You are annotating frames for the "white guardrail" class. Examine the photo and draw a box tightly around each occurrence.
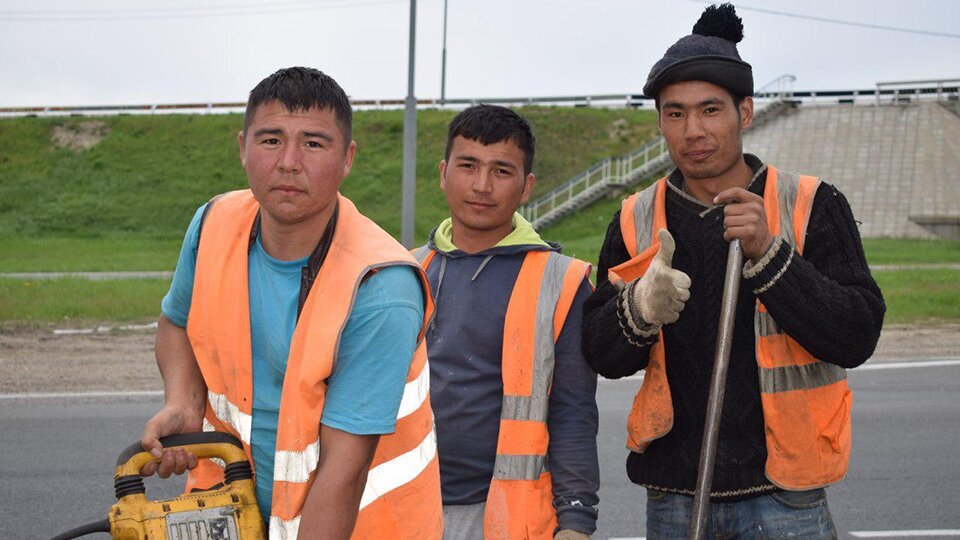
[1,77,955,117]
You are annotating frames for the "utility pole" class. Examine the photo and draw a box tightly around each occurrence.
[401,0,417,248]
[440,0,448,104]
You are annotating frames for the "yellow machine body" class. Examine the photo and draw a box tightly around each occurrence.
[108,434,266,540]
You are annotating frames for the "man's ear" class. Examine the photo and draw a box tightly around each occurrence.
[342,140,357,177]
[439,160,448,191]
[739,96,755,131]
[520,173,536,204]
[237,130,246,167]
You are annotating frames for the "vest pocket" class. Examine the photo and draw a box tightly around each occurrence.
[820,387,852,455]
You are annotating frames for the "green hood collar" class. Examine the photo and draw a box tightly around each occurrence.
[432,212,550,253]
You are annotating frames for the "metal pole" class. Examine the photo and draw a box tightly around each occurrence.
[689,239,744,539]
[401,0,418,248]
[440,0,448,104]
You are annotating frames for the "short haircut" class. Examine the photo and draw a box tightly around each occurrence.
[445,105,536,177]
[243,66,352,147]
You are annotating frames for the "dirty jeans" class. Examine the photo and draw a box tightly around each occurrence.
[442,502,486,540]
[645,488,838,539]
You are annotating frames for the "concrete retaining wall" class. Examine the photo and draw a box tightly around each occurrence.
[744,102,960,238]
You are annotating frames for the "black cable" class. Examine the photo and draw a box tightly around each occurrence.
[684,0,960,39]
[50,518,111,540]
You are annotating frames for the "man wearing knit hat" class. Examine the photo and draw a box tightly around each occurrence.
[581,3,884,537]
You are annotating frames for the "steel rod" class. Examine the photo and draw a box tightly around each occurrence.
[689,238,744,539]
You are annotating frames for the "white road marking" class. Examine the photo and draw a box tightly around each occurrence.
[0,390,162,400]
[608,530,960,539]
[858,359,960,370]
[52,321,158,335]
[849,530,960,538]
[599,358,960,383]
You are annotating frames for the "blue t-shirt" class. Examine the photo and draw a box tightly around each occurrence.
[161,204,424,521]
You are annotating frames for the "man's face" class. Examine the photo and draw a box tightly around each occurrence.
[658,80,753,181]
[238,100,355,228]
[440,136,535,242]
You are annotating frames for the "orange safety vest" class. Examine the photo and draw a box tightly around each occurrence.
[185,190,443,539]
[413,246,592,539]
[608,165,852,491]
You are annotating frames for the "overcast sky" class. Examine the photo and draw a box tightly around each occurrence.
[1,0,958,107]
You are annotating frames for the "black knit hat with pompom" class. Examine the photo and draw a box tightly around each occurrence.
[643,3,753,98]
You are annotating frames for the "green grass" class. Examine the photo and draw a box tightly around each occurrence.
[2,268,954,324]
[0,236,182,272]
[874,269,960,323]
[0,277,169,323]
[0,107,659,271]
[861,238,960,265]
[2,109,958,325]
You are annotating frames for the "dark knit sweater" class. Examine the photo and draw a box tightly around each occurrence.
[581,155,885,500]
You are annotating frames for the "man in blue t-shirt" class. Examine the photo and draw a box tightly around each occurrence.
[138,67,425,537]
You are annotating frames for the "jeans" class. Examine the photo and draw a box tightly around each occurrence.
[645,488,837,539]
[442,502,486,540]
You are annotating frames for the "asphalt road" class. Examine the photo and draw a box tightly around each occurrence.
[2,360,958,540]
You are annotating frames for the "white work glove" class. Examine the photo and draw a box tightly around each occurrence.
[617,229,691,333]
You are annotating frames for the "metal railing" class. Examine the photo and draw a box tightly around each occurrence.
[2,77,956,118]
[520,75,798,229]
[0,93,657,118]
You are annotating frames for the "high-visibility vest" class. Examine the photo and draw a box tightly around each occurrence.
[413,246,592,539]
[608,165,852,491]
[185,190,443,539]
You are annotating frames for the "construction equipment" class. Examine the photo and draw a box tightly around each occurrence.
[53,432,265,540]
[689,239,744,540]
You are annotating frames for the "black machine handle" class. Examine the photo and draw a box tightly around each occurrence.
[115,431,244,467]
[113,431,251,501]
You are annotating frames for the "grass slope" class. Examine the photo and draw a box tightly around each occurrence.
[0,107,658,270]
[2,109,958,325]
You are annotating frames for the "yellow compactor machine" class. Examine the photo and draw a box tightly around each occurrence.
[53,432,265,540]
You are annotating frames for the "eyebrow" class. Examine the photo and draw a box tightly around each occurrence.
[303,130,335,143]
[253,127,283,137]
[662,97,726,110]
[252,128,335,143]
[453,155,519,170]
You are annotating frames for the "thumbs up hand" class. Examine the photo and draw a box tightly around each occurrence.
[622,229,691,327]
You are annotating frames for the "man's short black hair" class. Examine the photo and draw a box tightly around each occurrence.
[243,67,352,147]
[445,105,536,177]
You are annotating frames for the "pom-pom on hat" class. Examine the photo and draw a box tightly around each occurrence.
[643,3,753,98]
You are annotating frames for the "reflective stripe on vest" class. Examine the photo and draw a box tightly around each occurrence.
[418,247,591,540]
[188,191,442,539]
[616,166,852,491]
[206,390,252,445]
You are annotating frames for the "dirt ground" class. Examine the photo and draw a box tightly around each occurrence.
[0,323,958,394]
